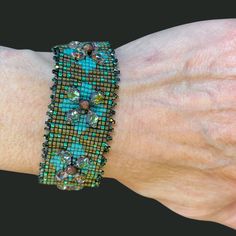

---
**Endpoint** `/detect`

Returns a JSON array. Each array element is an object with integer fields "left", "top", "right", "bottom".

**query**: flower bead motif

[
  {"left": 63, "top": 83, "right": 105, "bottom": 128},
  {"left": 66, "top": 41, "right": 109, "bottom": 65},
  {"left": 55, "top": 150, "right": 90, "bottom": 190}
]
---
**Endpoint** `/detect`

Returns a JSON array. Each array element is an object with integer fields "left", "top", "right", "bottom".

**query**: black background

[{"left": 0, "top": 0, "right": 235, "bottom": 235}]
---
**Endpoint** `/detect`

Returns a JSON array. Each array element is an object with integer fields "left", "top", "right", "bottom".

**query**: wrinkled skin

[
  {"left": 0, "top": 19, "right": 235, "bottom": 229},
  {"left": 109, "top": 19, "right": 236, "bottom": 229}
]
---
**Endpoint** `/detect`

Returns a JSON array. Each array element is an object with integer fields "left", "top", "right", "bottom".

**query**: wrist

[{"left": 0, "top": 48, "right": 53, "bottom": 175}]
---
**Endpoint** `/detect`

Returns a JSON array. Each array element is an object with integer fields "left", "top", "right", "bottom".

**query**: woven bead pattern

[{"left": 38, "top": 41, "right": 119, "bottom": 191}]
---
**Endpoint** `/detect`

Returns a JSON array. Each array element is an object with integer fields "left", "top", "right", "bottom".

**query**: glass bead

[
  {"left": 72, "top": 48, "right": 86, "bottom": 60},
  {"left": 86, "top": 111, "right": 99, "bottom": 128},
  {"left": 56, "top": 183, "right": 67, "bottom": 190},
  {"left": 66, "top": 109, "right": 81, "bottom": 123},
  {"left": 65, "top": 184, "right": 84, "bottom": 191},
  {"left": 82, "top": 43, "right": 94, "bottom": 54},
  {"left": 67, "top": 87, "right": 81, "bottom": 102},
  {"left": 57, "top": 150, "right": 72, "bottom": 164},
  {"left": 75, "top": 156, "right": 90, "bottom": 168},
  {"left": 74, "top": 173, "right": 86, "bottom": 185},
  {"left": 68, "top": 41, "right": 80, "bottom": 49},
  {"left": 55, "top": 170, "right": 68, "bottom": 182},
  {"left": 90, "top": 92, "right": 104, "bottom": 105},
  {"left": 92, "top": 50, "right": 108, "bottom": 65}
]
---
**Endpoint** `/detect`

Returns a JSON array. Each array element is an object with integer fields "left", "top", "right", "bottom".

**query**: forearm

[{"left": 0, "top": 48, "right": 53, "bottom": 175}]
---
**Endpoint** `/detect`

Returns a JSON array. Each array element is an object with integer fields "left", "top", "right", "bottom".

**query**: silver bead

[
  {"left": 55, "top": 170, "right": 68, "bottom": 182},
  {"left": 86, "top": 111, "right": 99, "bottom": 128},
  {"left": 68, "top": 41, "right": 80, "bottom": 49},
  {"left": 92, "top": 50, "right": 108, "bottom": 65},
  {"left": 66, "top": 109, "right": 81, "bottom": 123},
  {"left": 75, "top": 156, "right": 90, "bottom": 168},
  {"left": 71, "top": 48, "right": 86, "bottom": 60},
  {"left": 67, "top": 87, "right": 80, "bottom": 102},
  {"left": 74, "top": 173, "right": 86, "bottom": 185},
  {"left": 57, "top": 150, "right": 72, "bottom": 164}
]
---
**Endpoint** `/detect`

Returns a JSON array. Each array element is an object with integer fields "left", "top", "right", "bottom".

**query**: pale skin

[{"left": 0, "top": 19, "right": 235, "bottom": 229}]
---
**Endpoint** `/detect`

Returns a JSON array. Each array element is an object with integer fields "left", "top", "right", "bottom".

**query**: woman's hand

[
  {"left": 0, "top": 19, "right": 235, "bottom": 229},
  {"left": 105, "top": 19, "right": 236, "bottom": 229}
]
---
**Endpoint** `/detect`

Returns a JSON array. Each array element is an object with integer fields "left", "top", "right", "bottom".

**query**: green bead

[
  {"left": 75, "top": 156, "right": 89, "bottom": 168},
  {"left": 87, "top": 111, "right": 99, "bottom": 128},
  {"left": 67, "top": 87, "right": 80, "bottom": 102},
  {"left": 91, "top": 92, "right": 104, "bottom": 105}
]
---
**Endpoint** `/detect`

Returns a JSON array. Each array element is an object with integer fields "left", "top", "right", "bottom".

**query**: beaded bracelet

[{"left": 38, "top": 41, "right": 120, "bottom": 191}]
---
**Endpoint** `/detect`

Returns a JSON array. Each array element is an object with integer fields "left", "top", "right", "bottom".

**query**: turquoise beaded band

[{"left": 38, "top": 41, "right": 119, "bottom": 191}]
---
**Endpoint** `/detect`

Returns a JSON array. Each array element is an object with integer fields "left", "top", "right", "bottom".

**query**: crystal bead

[
  {"left": 86, "top": 111, "right": 99, "bottom": 128},
  {"left": 67, "top": 87, "right": 80, "bottom": 102},
  {"left": 56, "top": 183, "right": 67, "bottom": 190},
  {"left": 92, "top": 50, "right": 108, "bottom": 65},
  {"left": 64, "top": 184, "right": 84, "bottom": 191},
  {"left": 90, "top": 92, "right": 104, "bottom": 105},
  {"left": 72, "top": 48, "right": 86, "bottom": 60},
  {"left": 66, "top": 109, "right": 81, "bottom": 123},
  {"left": 57, "top": 150, "right": 72, "bottom": 164},
  {"left": 75, "top": 156, "right": 90, "bottom": 168},
  {"left": 82, "top": 43, "right": 94, "bottom": 54},
  {"left": 74, "top": 173, "right": 86, "bottom": 185},
  {"left": 55, "top": 170, "right": 68, "bottom": 182},
  {"left": 68, "top": 41, "right": 80, "bottom": 49}
]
